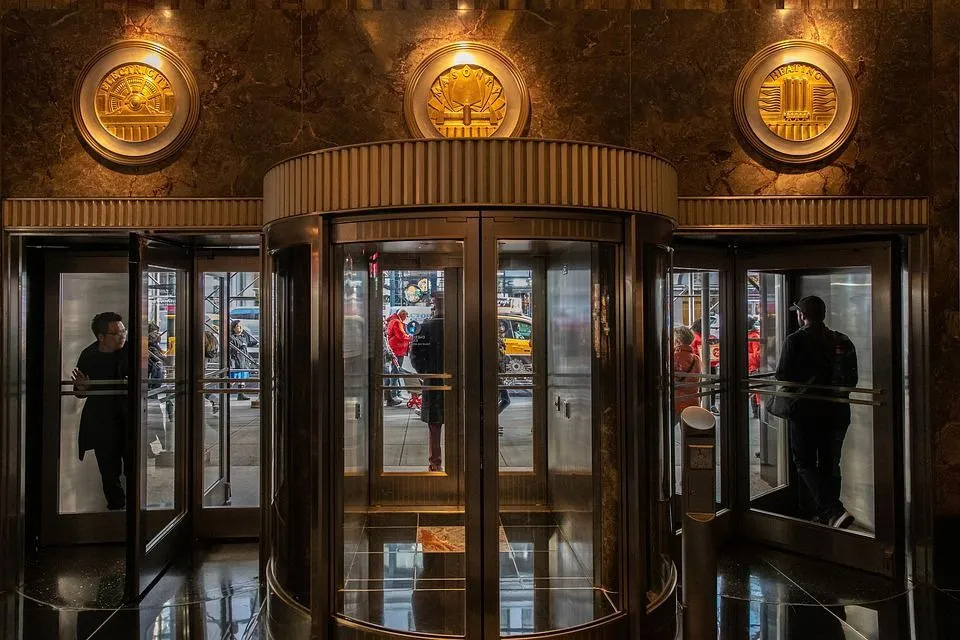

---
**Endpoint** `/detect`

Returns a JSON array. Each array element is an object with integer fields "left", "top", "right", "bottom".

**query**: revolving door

[{"left": 262, "top": 140, "right": 678, "bottom": 640}]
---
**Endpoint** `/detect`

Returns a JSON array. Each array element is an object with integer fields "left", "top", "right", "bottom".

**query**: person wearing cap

[{"left": 775, "top": 295, "right": 857, "bottom": 530}]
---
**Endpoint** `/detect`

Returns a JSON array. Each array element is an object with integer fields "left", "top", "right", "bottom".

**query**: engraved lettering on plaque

[
  {"left": 95, "top": 63, "right": 176, "bottom": 143},
  {"left": 427, "top": 64, "right": 506, "bottom": 138},
  {"left": 758, "top": 62, "right": 837, "bottom": 142}
]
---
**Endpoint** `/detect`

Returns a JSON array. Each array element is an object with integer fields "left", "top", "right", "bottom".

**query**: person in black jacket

[
  {"left": 71, "top": 312, "right": 129, "bottom": 510},
  {"left": 775, "top": 295, "right": 858, "bottom": 529},
  {"left": 229, "top": 320, "right": 254, "bottom": 401},
  {"left": 410, "top": 293, "right": 446, "bottom": 471}
]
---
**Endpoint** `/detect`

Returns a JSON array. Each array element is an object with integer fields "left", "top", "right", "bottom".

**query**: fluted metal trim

[
  {"left": 263, "top": 139, "right": 678, "bottom": 224},
  {"left": 2, "top": 198, "right": 262, "bottom": 229},
  {"left": 677, "top": 197, "right": 929, "bottom": 228}
]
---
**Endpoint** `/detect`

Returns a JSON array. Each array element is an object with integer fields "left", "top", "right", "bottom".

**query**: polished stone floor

[
  {"left": 3, "top": 540, "right": 959, "bottom": 638},
  {"left": 3, "top": 542, "right": 260, "bottom": 639}
]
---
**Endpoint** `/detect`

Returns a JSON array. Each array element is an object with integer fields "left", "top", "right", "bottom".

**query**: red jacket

[
  {"left": 747, "top": 329, "right": 762, "bottom": 373},
  {"left": 386, "top": 314, "right": 412, "bottom": 357},
  {"left": 673, "top": 345, "right": 702, "bottom": 416}
]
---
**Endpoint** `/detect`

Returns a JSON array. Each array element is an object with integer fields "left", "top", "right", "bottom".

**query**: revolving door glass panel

[
  {"left": 337, "top": 240, "right": 466, "bottom": 636},
  {"left": 496, "top": 240, "right": 622, "bottom": 635},
  {"left": 332, "top": 230, "right": 629, "bottom": 638},
  {"left": 746, "top": 267, "right": 877, "bottom": 535}
]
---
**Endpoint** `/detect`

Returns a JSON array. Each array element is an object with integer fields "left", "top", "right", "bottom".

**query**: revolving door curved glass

[{"left": 264, "top": 209, "right": 676, "bottom": 640}]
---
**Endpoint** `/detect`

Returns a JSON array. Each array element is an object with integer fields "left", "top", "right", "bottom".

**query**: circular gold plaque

[
  {"left": 74, "top": 41, "right": 199, "bottom": 166},
  {"left": 428, "top": 64, "right": 507, "bottom": 138},
  {"left": 405, "top": 43, "right": 528, "bottom": 139},
  {"left": 735, "top": 41, "right": 858, "bottom": 164}
]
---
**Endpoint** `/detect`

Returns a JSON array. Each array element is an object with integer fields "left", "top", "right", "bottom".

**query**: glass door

[
  {"left": 736, "top": 242, "right": 896, "bottom": 576},
  {"left": 485, "top": 217, "right": 625, "bottom": 637},
  {"left": 332, "top": 217, "right": 481, "bottom": 638},
  {"left": 331, "top": 215, "right": 627, "bottom": 639},
  {"left": 42, "top": 255, "right": 130, "bottom": 547},
  {"left": 196, "top": 255, "right": 261, "bottom": 537},
  {"left": 671, "top": 247, "right": 732, "bottom": 520},
  {"left": 128, "top": 234, "right": 192, "bottom": 598}
]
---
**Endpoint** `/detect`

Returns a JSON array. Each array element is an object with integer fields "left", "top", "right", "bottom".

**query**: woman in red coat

[
  {"left": 673, "top": 326, "right": 703, "bottom": 418},
  {"left": 386, "top": 309, "right": 412, "bottom": 365}
]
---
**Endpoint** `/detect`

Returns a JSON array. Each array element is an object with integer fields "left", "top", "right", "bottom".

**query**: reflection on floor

[
  {"left": 713, "top": 543, "right": 956, "bottom": 639},
  {"left": 340, "top": 511, "right": 617, "bottom": 636},
  {"left": 5, "top": 543, "right": 260, "bottom": 639},
  {"left": 4, "top": 539, "right": 960, "bottom": 638}
]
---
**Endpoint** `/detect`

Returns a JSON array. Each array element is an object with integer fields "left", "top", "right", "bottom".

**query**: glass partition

[
  {"left": 269, "top": 245, "right": 313, "bottom": 607},
  {"left": 336, "top": 240, "right": 466, "bottom": 636},
  {"left": 58, "top": 272, "right": 129, "bottom": 514},
  {"left": 140, "top": 265, "right": 185, "bottom": 545},
  {"left": 497, "top": 240, "right": 622, "bottom": 634},
  {"left": 671, "top": 268, "right": 723, "bottom": 501},
  {"left": 200, "top": 269, "right": 262, "bottom": 509},
  {"left": 747, "top": 267, "right": 876, "bottom": 537}
]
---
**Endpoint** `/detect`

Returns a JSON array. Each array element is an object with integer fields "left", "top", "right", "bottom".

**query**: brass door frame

[
  {"left": 41, "top": 253, "right": 129, "bottom": 545},
  {"left": 194, "top": 253, "right": 261, "bottom": 539},
  {"left": 733, "top": 241, "right": 899, "bottom": 576}
]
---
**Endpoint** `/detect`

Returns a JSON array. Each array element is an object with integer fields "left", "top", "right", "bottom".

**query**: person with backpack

[{"left": 774, "top": 295, "right": 858, "bottom": 529}]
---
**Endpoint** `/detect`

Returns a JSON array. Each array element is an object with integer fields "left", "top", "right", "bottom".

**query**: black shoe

[
  {"left": 386, "top": 399, "right": 403, "bottom": 407},
  {"left": 237, "top": 394, "right": 250, "bottom": 401}
]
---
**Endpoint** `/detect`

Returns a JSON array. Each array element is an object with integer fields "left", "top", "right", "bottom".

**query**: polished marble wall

[{"left": 0, "top": 0, "right": 957, "bottom": 540}]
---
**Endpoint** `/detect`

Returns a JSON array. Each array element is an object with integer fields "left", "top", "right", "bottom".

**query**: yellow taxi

[{"left": 498, "top": 314, "right": 532, "bottom": 357}]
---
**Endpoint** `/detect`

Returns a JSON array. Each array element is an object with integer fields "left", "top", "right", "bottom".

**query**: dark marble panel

[
  {"left": 630, "top": 9, "right": 931, "bottom": 197},
  {"left": 929, "top": 0, "right": 960, "bottom": 527},
  {"left": 1, "top": 7, "right": 301, "bottom": 197},
  {"left": 298, "top": 10, "right": 633, "bottom": 150}
]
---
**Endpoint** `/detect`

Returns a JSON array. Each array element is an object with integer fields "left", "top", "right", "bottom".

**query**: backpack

[
  {"left": 827, "top": 330, "right": 858, "bottom": 389},
  {"left": 204, "top": 330, "right": 220, "bottom": 360}
]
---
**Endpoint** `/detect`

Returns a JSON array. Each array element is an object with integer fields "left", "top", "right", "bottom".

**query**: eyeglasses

[{"left": 104, "top": 330, "right": 127, "bottom": 336}]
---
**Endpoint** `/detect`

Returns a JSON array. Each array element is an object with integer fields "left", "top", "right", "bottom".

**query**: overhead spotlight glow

[{"left": 452, "top": 49, "right": 476, "bottom": 66}]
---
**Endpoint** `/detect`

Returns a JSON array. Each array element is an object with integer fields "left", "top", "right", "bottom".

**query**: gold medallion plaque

[
  {"left": 405, "top": 43, "right": 528, "bottom": 139},
  {"left": 735, "top": 41, "right": 858, "bottom": 164},
  {"left": 74, "top": 41, "right": 199, "bottom": 166},
  {"left": 96, "top": 63, "right": 176, "bottom": 142},
  {"left": 428, "top": 64, "right": 506, "bottom": 138}
]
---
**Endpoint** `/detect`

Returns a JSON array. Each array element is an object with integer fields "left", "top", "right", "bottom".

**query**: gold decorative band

[
  {"left": 263, "top": 139, "right": 678, "bottom": 224},
  {"left": 2, "top": 198, "right": 262, "bottom": 230},
  {"left": 1, "top": 196, "right": 927, "bottom": 231},
  {"left": 677, "top": 197, "right": 929, "bottom": 229}
]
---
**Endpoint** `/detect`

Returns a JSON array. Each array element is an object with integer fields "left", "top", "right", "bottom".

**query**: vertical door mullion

[
  {"left": 126, "top": 234, "right": 145, "bottom": 601},
  {"left": 470, "top": 216, "right": 498, "bottom": 640},
  {"left": 870, "top": 246, "right": 897, "bottom": 558}
]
